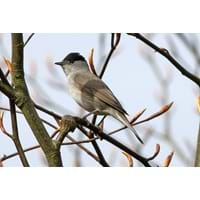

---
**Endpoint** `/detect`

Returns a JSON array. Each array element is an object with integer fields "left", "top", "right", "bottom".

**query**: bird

[{"left": 55, "top": 52, "right": 144, "bottom": 144}]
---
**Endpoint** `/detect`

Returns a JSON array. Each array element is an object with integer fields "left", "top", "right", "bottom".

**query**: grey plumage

[{"left": 55, "top": 52, "right": 143, "bottom": 144}]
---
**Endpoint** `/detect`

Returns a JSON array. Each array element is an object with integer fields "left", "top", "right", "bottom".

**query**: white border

[
  {"left": 0, "top": 168, "right": 199, "bottom": 200},
  {"left": 0, "top": 0, "right": 199, "bottom": 32},
  {"left": 0, "top": 1, "right": 199, "bottom": 199}
]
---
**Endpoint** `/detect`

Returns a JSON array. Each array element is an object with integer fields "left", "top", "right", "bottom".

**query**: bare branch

[
  {"left": 99, "top": 33, "right": 121, "bottom": 78},
  {"left": 88, "top": 48, "right": 97, "bottom": 76},
  {"left": 108, "top": 102, "right": 173, "bottom": 136},
  {"left": 24, "top": 33, "right": 35, "bottom": 47},
  {"left": 12, "top": 33, "right": 62, "bottom": 166},
  {"left": 128, "top": 33, "right": 200, "bottom": 87},
  {"left": 122, "top": 152, "right": 133, "bottom": 167},
  {"left": 129, "top": 108, "right": 147, "bottom": 124},
  {"left": 9, "top": 100, "right": 29, "bottom": 166},
  {"left": 75, "top": 116, "right": 151, "bottom": 166},
  {"left": 147, "top": 144, "right": 160, "bottom": 161}
]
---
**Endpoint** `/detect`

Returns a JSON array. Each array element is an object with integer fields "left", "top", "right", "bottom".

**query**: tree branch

[
  {"left": 21, "top": 103, "right": 107, "bottom": 166},
  {"left": 87, "top": 33, "right": 121, "bottom": 166},
  {"left": 9, "top": 100, "right": 30, "bottom": 166},
  {"left": 128, "top": 33, "right": 200, "bottom": 87},
  {"left": 99, "top": 33, "right": 121, "bottom": 78},
  {"left": 78, "top": 125, "right": 110, "bottom": 167},
  {"left": 74, "top": 117, "right": 151, "bottom": 167},
  {"left": 24, "top": 33, "right": 35, "bottom": 47},
  {"left": 0, "top": 137, "right": 99, "bottom": 165},
  {"left": 11, "top": 33, "right": 62, "bottom": 166},
  {"left": 0, "top": 80, "right": 14, "bottom": 99},
  {"left": 0, "top": 68, "right": 10, "bottom": 85}
]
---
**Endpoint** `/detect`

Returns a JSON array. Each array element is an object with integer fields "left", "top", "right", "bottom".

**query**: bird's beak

[{"left": 54, "top": 61, "right": 63, "bottom": 66}]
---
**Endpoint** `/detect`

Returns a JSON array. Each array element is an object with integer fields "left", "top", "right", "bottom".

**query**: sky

[{"left": 0, "top": 33, "right": 199, "bottom": 166}]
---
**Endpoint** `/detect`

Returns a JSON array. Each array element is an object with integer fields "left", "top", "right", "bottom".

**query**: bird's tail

[{"left": 114, "top": 112, "right": 144, "bottom": 144}]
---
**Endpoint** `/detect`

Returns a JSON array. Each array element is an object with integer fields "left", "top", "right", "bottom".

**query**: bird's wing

[{"left": 75, "top": 72, "right": 128, "bottom": 115}]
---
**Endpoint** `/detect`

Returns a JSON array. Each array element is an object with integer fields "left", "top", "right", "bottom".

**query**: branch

[
  {"left": 34, "top": 103, "right": 61, "bottom": 120},
  {"left": 88, "top": 33, "right": 121, "bottom": 166},
  {"left": 9, "top": 100, "right": 30, "bottom": 166},
  {"left": 0, "top": 106, "right": 58, "bottom": 130},
  {"left": 11, "top": 33, "right": 62, "bottom": 166},
  {"left": 0, "top": 80, "right": 14, "bottom": 99},
  {"left": 24, "top": 33, "right": 35, "bottom": 47},
  {"left": 109, "top": 102, "right": 173, "bottom": 136},
  {"left": 77, "top": 125, "right": 110, "bottom": 167},
  {"left": 0, "top": 135, "right": 99, "bottom": 165},
  {"left": 0, "top": 68, "right": 10, "bottom": 85},
  {"left": 55, "top": 115, "right": 77, "bottom": 149},
  {"left": 128, "top": 33, "right": 200, "bottom": 87},
  {"left": 74, "top": 117, "right": 151, "bottom": 167},
  {"left": 18, "top": 104, "right": 106, "bottom": 166},
  {"left": 99, "top": 33, "right": 121, "bottom": 78}
]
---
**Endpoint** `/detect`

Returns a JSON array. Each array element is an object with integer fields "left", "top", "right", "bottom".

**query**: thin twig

[
  {"left": 9, "top": 100, "right": 30, "bottom": 166},
  {"left": 99, "top": 33, "right": 121, "bottom": 78},
  {"left": 0, "top": 106, "right": 58, "bottom": 129},
  {"left": 34, "top": 104, "right": 107, "bottom": 165},
  {"left": 128, "top": 33, "right": 200, "bottom": 87},
  {"left": 0, "top": 137, "right": 98, "bottom": 164},
  {"left": 24, "top": 33, "right": 35, "bottom": 47},
  {"left": 78, "top": 125, "right": 110, "bottom": 167},
  {"left": 0, "top": 68, "right": 10, "bottom": 85},
  {"left": 75, "top": 117, "right": 151, "bottom": 167},
  {"left": 146, "top": 144, "right": 160, "bottom": 161},
  {"left": 109, "top": 102, "right": 173, "bottom": 136},
  {"left": 0, "top": 112, "right": 13, "bottom": 139},
  {"left": 63, "top": 135, "right": 100, "bottom": 163},
  {"left": 34, "top": 103, "right": 61, "bottom": 120},
  {"left": 8, "top": 103, "right": 104, "bottom": 165},
  {"left": 88, "top": 33, "right": 121, "bottom": 166}
]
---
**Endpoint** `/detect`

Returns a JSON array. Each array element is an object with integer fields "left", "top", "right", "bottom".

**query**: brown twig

[
  {"left": 129, "top": 108, "right": 147, "bottom": 124},
  {"left": 0, "top": 67, "right": 10, "bottom": 85},
  {"left": 74, "top": 116, "right": 151, "bottom": 167},
  {"left": 0, "top": 137, "right": 98, "bottom": 163},
  {"left": 163, "top": 151, "right": 174, "bottom": 167},
  {"left": 88, "top": 33, "right": 121, "bottom": 166},
  {"left": 99, "top": 33, "right": 121, "bottom": 78},
  {"left": 24, "top": 33, "right": 35, "bottom": 47},
  {"left": 0, "top": 106, "right": 58, "bottom": 130},
  {"left": 122, "top": 152, "right": 133, "bottom": 167},
  {"left": 88, "top": 48, "right": 97, "bottom": 76},
  {"left": 127, "top": 33, "right": 200, "bottom": 87},
  {"left": 146, "top": 144, "right": 160, "bottom": 161},
  {"left": 34, "top": 103, "right": 61, "bottom": 120},
  {"left": 55, "top": 115, "right": 77, "bottom": 149},
  {"left": 9, "top": 100, "right": 30, "bottom": 166},
  {"left": 11, "top": 33, "right": 62, "bottom": 166},
  {"left": 108, "top": 102, "right": 173, "bottom": 136},
  {"left": 77, "top": 125, "right": 110, "bottom": 167},
  {"left": 65, "top": 135, "right": 100, "bottom": 163},
  {"left": 21, "top": 103, "right": 106, "bottom": 166},
  {"left": 0, "top": 112, "right": 13, "bottom": 138}
]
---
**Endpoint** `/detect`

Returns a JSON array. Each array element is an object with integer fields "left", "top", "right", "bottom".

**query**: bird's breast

[
  {"left": 68, "top": 76, "right": 83, "bottom": 105},
  {"left": 67, "top": 72, "right": 94, "bottom": 112}
]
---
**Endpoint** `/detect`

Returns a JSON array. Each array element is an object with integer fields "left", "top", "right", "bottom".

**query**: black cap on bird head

[{"left": 55, "top": 52, "right": 86, "bottom": 66}]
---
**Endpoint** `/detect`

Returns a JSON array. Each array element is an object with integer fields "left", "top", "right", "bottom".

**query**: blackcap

[{"left": 55, "top": 52, "right": 143, "bottom": 144}]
